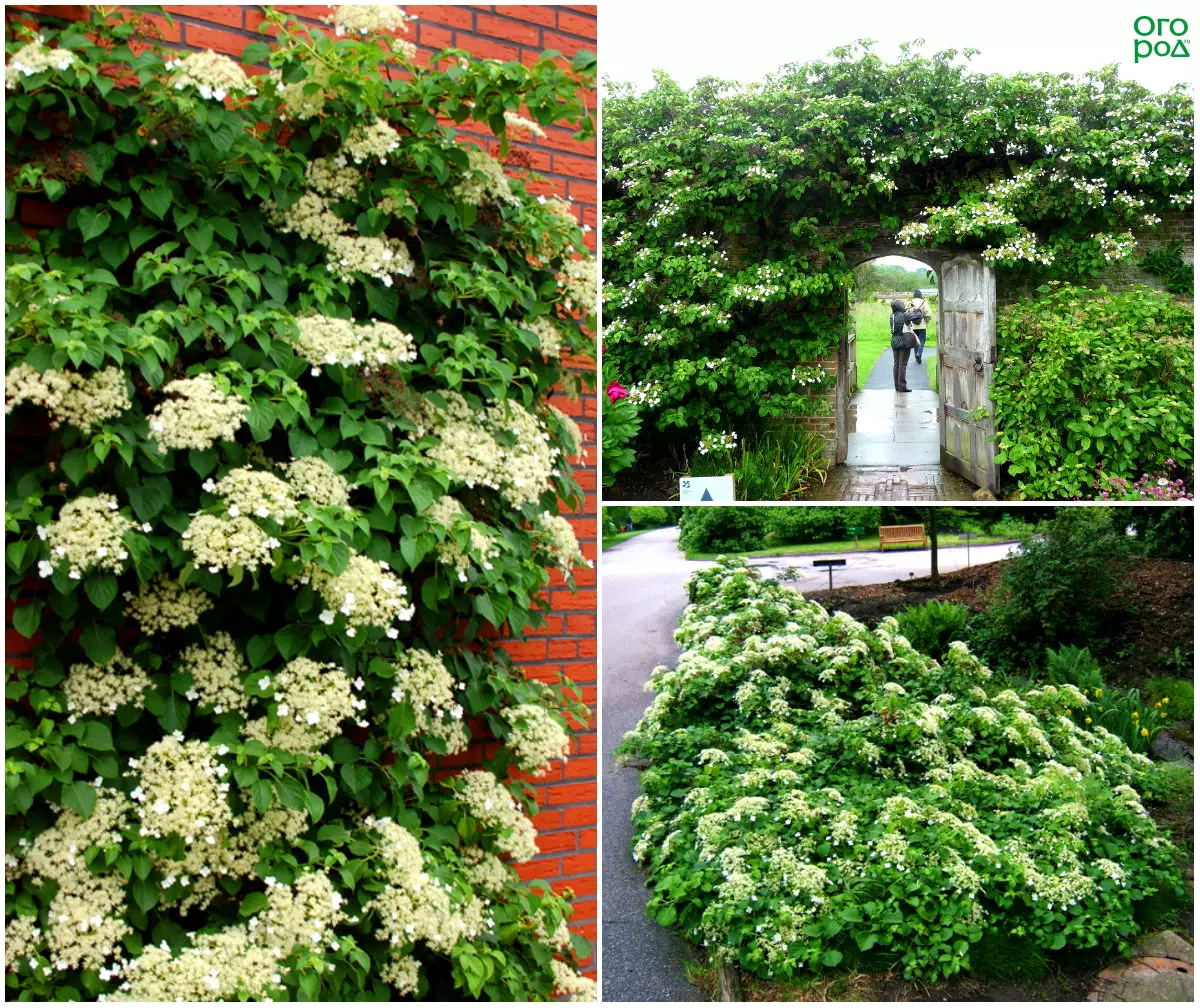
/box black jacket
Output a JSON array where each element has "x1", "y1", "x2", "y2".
[{"x1": 890, "y1": 309, "x2": 924, "y2": 349}]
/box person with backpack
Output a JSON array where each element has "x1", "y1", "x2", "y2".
[
  {"x1": 889, "y1": 298, "x2": 924, "y2": 392},
  {"x1": 907, "y1": 289, "x2": 933, "y2": 363}
]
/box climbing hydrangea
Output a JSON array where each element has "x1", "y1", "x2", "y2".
[
  {"x1": 41, "y1": 495, "x2": 134, "y2": 579},
  {"x1": 147, "y1": 376, "x2": 248, "y2": 452},
  {"x1": 619, "y1": 558, "x2": 1186, "y2": 982}
]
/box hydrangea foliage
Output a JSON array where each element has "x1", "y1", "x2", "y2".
[
  {"x1": 5, "y1": 6, "x2": 596, "y2": 1001},
  {"x1": 603, "y1": 44, "x2": 1193, "y2": 453},
  {"x1": 619, "y1": 559, "x2": 1186, "y2": 982}
]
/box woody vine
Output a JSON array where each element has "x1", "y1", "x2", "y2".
[
  {"x1": 5, "y1": 5, "x2": 596, "y2": 1002},
  {"x1": 603, "y1": 43, "x2": 1193, "y2": 486}
]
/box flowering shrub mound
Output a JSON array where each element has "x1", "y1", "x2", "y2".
[
  {"x1": 603, "y1": 44, "x2": 1192, "y2": 457},
  {"x1": 991, "y1": 283, "x2": 1193, "y2": 499},
  {"x1": 619, "y1": 559, "x2": 1185, "y2": 982},
  {"x1": 5, "y1": 7, "x2": 595, "y2": 1002}
]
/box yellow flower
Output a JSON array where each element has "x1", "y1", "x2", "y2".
[
  {"x1": 1065, "y1": 709, "x2": 1072, "y2": 716},
  {"x1": 1093, "y1": 688, "x2": 1103, "y2": 698},
  {"x1": 1085, "y1": 717, "x2": 1093, "y2": 724},
  {"x1": 1131, "y1": 711, "x2": 1139, "y2": 719},
  {"x1": 1163, "y1": 697, "x2": 1170, "y2": 704},
  {"x1": 1140, "y1": 728, "x2": 1149, "y2": 737},
  {"x1": 1160, "y1": 713, "x2": 1167, "y2": 718},
  {"x1": 1098, "y1": 706, "x2": 1104, "y2": 712}
]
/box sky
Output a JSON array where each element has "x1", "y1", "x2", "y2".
[{"x1": 599, "y1": 0, "x2": 1196, "y2": 95}]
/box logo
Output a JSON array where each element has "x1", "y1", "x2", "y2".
[{"x1": 1133, "y1": 17, "x2": 1190, "y2": 62}]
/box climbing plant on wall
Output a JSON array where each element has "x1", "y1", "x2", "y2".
[
  {"x1": 5, "y1": 5, "x2": 596, "y2": 1001},
  {"x1": 603, "y1": 43, "x2": 1193, "y2": 457}
]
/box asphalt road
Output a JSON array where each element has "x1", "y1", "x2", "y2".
[{"x1": 599, "y1": 527, "x2": 1019, "y2": 1000}]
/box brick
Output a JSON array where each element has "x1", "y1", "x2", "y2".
[
  {"x1": 552, "y1": 153, "x2": 597, "y2": 180},
  {"x1": 560, "y1": 661, "x2": 595, "y2": 684},
  {"x1": 514, "y1": 858, "x2": 559, "y2": 882},
  {"x1": 410, "y1": 4, "x2": 474, "y2": 30},
  {"x1": 577, "y1": 828, "x2": 597, "y2": 850},
  {"x1": 547, "y1": 781, "x2": 595, "y2": 806},
  {"x1": 571, "y1": 897, "x2": 597, "y2": 922},
  {"x1": 142, "y1": 13, "x2": 182, "y2": 42},
  {"x1": 502, "y1": 640, "x2": 548, "y2": 661},
  {"x1": 551, "y1": 873, "x2": 595, "y2": 898},
  {"x1": 547, "y1": 640, "x2": 578, "y2": 659},
  {"x1": 182, "y1": 22, "x2": 252, "y2": 56},
  {"x1": 540, "y1": 29, "x2": 588, "y2": 56},
  {"x1": 564, "y1": 756, "x2": 596, "y2": 780},
  {"x1": 532, "y1": 807, "x2": 563, "y2": 830},
  {"x1": 562, "y1": 804, "x2": 596, "y2": 827},
  {"x1": 535, "y1": 829, "x2": 578, "y2": 854},
  {"x1": 459, "y1": 35, "x2": 519, "y2": 62},
  {"x1": 417, "y1": 21, "x2": 452, "y2": 49},
  {"x1": 565, "y1": 615, "x2": 595, "y2": 635},
  {"x1": 502, "y1": 5, "x2": 558, "y2": 28},
  {"x1": 20, "y1": 201, "x2": 69, "y2": 228},
  {"x1": 476, "y1": 12, "x2": 540, "y2": 47},
  {"x1": 272, "y1": 5, "x2": 330, "y2": 20},
  {"x1": 165, "y1": 5, "x2": 243, "y2": 28},
  {"x1": 556, "y1": 10, "x2": 595, "y2": 37}
]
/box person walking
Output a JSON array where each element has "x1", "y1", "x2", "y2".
[
  {"x1": 907, "y1": 289, "x2": 933, "y2": 363},
  {"x1": 890, "y1": 298, "x2": 923, "y2": 392}
]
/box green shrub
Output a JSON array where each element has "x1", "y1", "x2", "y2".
[
  {"x1": 1128, "y1": 507, "x2": 1194, "y2": 559},
  {"x1": 974, "y1": 510, "x2": 1132, "y2": 669},
  {"x1": 894, "y1": 600, "x2": 970, "y2": 658},
  {"x1": 4, "y1": 9, "x2": 595, "y2": 1002},
  {"x1": 970, "y1": 931, "x2": 1048, "y2": 983},
  {"x1": 619, "y1": 558, "x2": 1184, "y2": 984},
  {"x1": 678, "y1": 508, "x2": 775, "y2": 554},
  {"x1": 769, "y1": 506, "x2": 881, "y2": 546},
  {"x1": 1044, "y1": 645, "x2": 1105, "y2": 692},
  {"x1": 989, "y1": 516, "x2": 1038, "y2": 541},
  {"x1": 1144, "y1": 675, "x2": 1193, "y2": 717},
  {"x1": 1086, "y1": 687, "x2": 1166, "y2": 755},
  {"x1": 992, "y1": 283, "x2": 1193, "y2": 499},
  {"x1": 602, "y1": 389, "x2": 642, "y2": 488},
  {"x1": 630, "y1": 506, "x2": 672, "y2": 528}
]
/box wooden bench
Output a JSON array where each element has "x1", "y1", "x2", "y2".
[{"x1": 878, "y1": 524, "x2": 928, "y2": 551}]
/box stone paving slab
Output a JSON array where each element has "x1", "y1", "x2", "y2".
[{"x1": 808, "y1": 464, "x2": 978, "y2": 501}]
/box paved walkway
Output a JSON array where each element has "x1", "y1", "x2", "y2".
[
  {"x1": 809, "y1": 348, "x2": 980, "y2": 501},
  {"x1": 602, "y1": 527, "x2": 709, "y2": 1001},
  {"x1": 600, "y1": 528, "x2": 1019, "y2": 1000}
]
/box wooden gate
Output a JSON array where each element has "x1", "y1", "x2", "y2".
[{"x1": 937, "y1": 256, "x2": 999, "y2": 492}]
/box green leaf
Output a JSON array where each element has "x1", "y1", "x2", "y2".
[
  {"x1": 61, "y1": 779, "x2": 97, "y2": 818},
  {"x1": 274, "y1": 776, "x2": 306, "y2": 811},
  {"x1": 250, "y1": 778, "x2": 273, "y2": 813},
  {"x1": 84, "y1": 573, "x2": 119, "y2": 611},
  {"x1": 274, "y1": 625, "x2": 309, "y2": 661},
  {"x1": 80, "y1": 625, "x2": 118, "y2": 665},
  {"x1": 303, "y1": 790, "x2": 325, "y2": 822},
  {"x1": 140, "y1": 185, "x2": 172, "y2": 220},
  {"x1": 247, "y1": 635, "x2": 276, "y2": 668},
  {"x1": 12, "y1": 603, "x2": 41, "y2": 638},
  {"x1": 77, "y1": 208, "x2": 111, "y2": 242},
  {"x1": 821, "y1": 949, "x2": 843, "y2": 967},
  {"x1": 340, "y1": 763, "x2": 372, "y2": 797},
  {"x1": 99, "y1": 236, "x2": 129, "y2": 269},
  {"x1": 131, "y1": 875, "x2": 158, "y2": 912},
  {"x1": 240, "y1": 891, "x2": 270, "y2": 916},
  {"x1": 80, "y1": 721, "x2": 114, "y2": 751},
  {"x1": 241, "y1": 40, "x2": 272, "y2": 65},
  {"x1": 655, "y1": 905, "x2": 677, "y2": 926},
  {"x1": 42, "y1": 178, "x2": 66, "y2": 202}
]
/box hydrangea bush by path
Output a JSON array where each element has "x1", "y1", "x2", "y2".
[
  {"x1": 618, "y1": 558, "x2": 1186, "y2": 983},
  {"x1": 4, "y1": 6, "x2": 596, "y2": 1002},
  {"x1": 603, "y1": 43, "x2": 1193, "y2": 461}
]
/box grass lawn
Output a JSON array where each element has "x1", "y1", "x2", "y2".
[
  {"x1": 854, "y1": 299, "x2": 937, "y2": 392},
  {"x1": 684, "y1": 532, "x2": 1017, "y2": 561},
  {"x1": 603, "y1": 528, "x2": 655, "y2": 551}
]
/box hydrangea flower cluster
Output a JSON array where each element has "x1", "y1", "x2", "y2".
[
  {"x1": 282, "y1": 455, "x2": 352, "y2": 507},
  {"x1": 210, "y1": 467, "x2": 299, "y2": 521},
  {"x1": 63, "y1": 651, "x2": 151, "y2": 716},
  {"x1": 292, "y1": 314, "x2": 418, "y2": 371},
  {"x1": 424, "y1": 496, "x2": 501, "y2": 580},
  {"x1": 131, "y1": 737, "x2": 233, "y2": 842},
  {"x1": 243, "y1": 657, "x2": 359, "y2": 756},
  {"x1": 6, "y1": 364, "x2": 130, "y2": 430},
  {"x1": 453, "y1": 147, "x2": 519, "y2": 206},
  {"x1": 182, "y1": 514, "x2": 278, "y2": 574},
  {"x1": 326, "y1": 5, "x2": 412, "y2": 37},
  {"x1": 698, "y1": 430, "x2": 738, "y2": 455},
  {"x1": 147, "y1": 375, "x2": 248, "y2": 452},
  {"x1": 532, "y1": 512, "x2": 588, "y2": 573},
  {"x1": 457, "y1": 770, "x2": 539, "y2": 863},
  {"x1": 502, "y1": 704, "x2": 571, "y2": 774},
  {"x1": 165, "y1": 50, "x2": 254, "y2": 102},
  {"x1": 4, "y1": 37, "x2": 74, "y2": 89},
  {"x1": 407, "y1": 391, "x2": 560, "y2": 508},
  {"x1": 389, "y1": 648, "x2": 468, "y2": 752},
  {"x1": 123, "y1": 575, "x2": 213, "y2": 634},
  {"x1": 620, "y1": 558, "x2": 1185, "y2": 981},
  {"x1": 304, "y1": 553, "x2": 415, "y2": 633},
  {"x1": 41, "y1": 494, "x2": 134, "y2": 579},
  {"x1": 178, "y1": 632, "x2": 250, "y2": 714}
]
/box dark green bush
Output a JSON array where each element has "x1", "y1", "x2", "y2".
[
  {"x1": 769, "y1": 506, "x2": 880, "y2": 545},
  {"x1": 630, "y1": 506, "x2": 672, "y2": 528},
  {"x1": 973, "y1": 510, "x2": 1132, "y2": 669},
  {"x1": 992, "y1": 283, "x2": 1193, "y2": 499},
  {"x1": 893, "y1": 600, "x2": 970, "y2": 658},
  {"x1": 677, "y1": 507, "x2": 774, "y2": 553}
]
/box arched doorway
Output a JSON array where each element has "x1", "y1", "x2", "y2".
[{"x1": 824, "y1": 246, "x2": 1000, "y2": 499}]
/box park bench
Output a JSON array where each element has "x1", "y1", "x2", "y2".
[{"x1": 878, "y1": 524, "x2": 928, "y2": 551}]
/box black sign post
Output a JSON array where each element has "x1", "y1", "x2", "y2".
[{"x1": 812, "y1": 557, "x2": 847, "y2": 590}]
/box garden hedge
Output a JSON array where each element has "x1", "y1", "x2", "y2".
[{"x1": 5, "y1": 6, "x2": 596, "y2": 1001}]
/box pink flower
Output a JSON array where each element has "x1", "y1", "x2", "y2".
[{"x1": 606, "y1": 381, "x2": 629, "y2": 403}]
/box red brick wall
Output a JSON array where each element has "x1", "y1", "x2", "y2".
[{"x1": 5, "y1": 2, "x2": 598, "y2": 976}]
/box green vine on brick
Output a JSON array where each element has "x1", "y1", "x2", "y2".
[
  {"x1": 4, "y1": 5, "x2": 596, "y2": 1001},
  {"x1": 1137, "y1": 241, "x2": 1194, "y2": 296}
]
